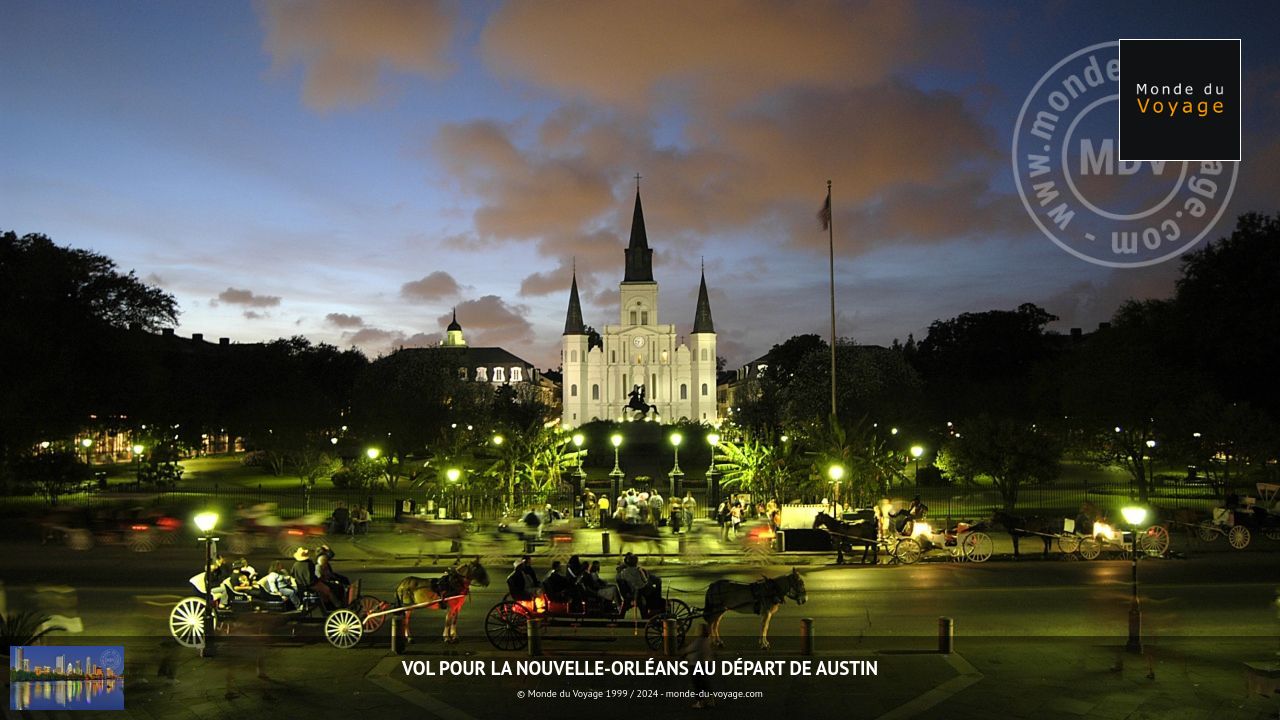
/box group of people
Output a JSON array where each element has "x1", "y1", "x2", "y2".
[
  {"x1": 601, "y1": 488, "x2": 698, "y2": 532},
  {"x1": 194, "y1": 544, "x2": 351, "y2": 613},
  {"x1": 327, "y1": 502, "x2": 372, "y2": 536},
  {"x1": 506, "y1": 552, "x2": 662, "y2": 614}
]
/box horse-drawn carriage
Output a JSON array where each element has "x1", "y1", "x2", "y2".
[
  {"x1": 992, "y1": 509, "x2": 1171, "y2": 560},
  {"x1": 168, "y1": 579, "x2": 384, "y2": 650},
  {"x1": 1166, "y1": 484, "x2": 1280, "y2": 550},
  {"x1": 812, "y1": 509, "x2": 993, "y2": 564},
  {"x1": 484, "y1": 580, "x2": 695, "y2": 652}
]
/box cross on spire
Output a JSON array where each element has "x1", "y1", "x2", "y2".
[{"x1": 634, "y1": 173, "x2": 642, "y2": 191}]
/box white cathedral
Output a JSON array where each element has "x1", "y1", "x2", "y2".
[{"x1": 560, "y1": 190, "x2": 719, "y2": 428}]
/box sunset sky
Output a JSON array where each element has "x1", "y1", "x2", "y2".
[{"x1": 4, "y1": 1, "x2": 1277, "y2": 368}]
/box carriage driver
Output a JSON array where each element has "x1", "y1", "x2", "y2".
[
  {"x1": 506, "y1": 555, "x2": 541, "y2": 601},
  {"x1": 617, "y1": 553, "x2": 661, "y2": 613}
]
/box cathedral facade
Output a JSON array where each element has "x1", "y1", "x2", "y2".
[{"x1": 561, "y1": 191, "x2": 718, "y2": 428}]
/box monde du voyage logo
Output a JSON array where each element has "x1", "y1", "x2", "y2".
[{"x1": 1013, "y1": 40, "x2": 1240, "y2": 268}]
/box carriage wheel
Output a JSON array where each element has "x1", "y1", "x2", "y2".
[
  {"x1": 354, "y1": 595, "x2": 387, "y2": 633},
  {"x1": 1139, "y1": 525, "x2": 1170, "y2": 557},
  {"x1": 226, "y1": 532, "x2": 253, "y2": 556},
  {"x1": 644, "y1": 612, "x2": 687, "y2": 652},
  {"x1": 894, "y1": 538, "x2": 922, "y2": 565},
  {"x1": 1228, "y1": 525, "x2": 1251, "y2": 550},
  {"x1": 128, "y1": 530, "x2": 156, "y2": 553},
  {"x1": 1265, "y1": 527, "x2": 1280, "y2": 542},
  {"x1": 324, "y1": 608, "x2": 364, "y2": 648},
  {"x1": 963, "y1": 532, "x2": 994, "y2": 563},
  {"x1": 485, "y1": 602, "x2": 528, "y2": 651},
  {"x1": 169, "y1": 597, "x2": 208, "y2": 648},
  {"x1": 1196, "y1": 524, "x2": 1218, "y2": 542},
  {"x1": 1078, "y1": 537, "x2": 1101, "y2": 560},
  {"x1": 1056, "y1": 534, "x2": 1080, "y2": 555},
  {"x1": 665, "y1": 598, "x2": 695, "y2": 627}
]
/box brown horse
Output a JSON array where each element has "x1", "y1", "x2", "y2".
[
  {"x1": 703, "y1": 568, "x2": 806, "y2": 650},
  {"x1": 394, "y1": 559, "x2": 489, "y2": 644}
]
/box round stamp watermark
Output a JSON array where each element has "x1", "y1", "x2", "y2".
[{"x1": 1012, "y1": 41, "x2": 1238, "y2": 268}]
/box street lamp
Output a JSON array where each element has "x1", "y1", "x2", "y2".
[
  {"x1": 193, "y1": 511, "x2": 219, "y2": 658},
  {"x1": 446, "y1": 468, "x2": 461, "y2": 519},
  {"x1": 80, "y1": 438, "x2": 93, "y2": 466},
  {"x1": 827, "y1": 464, "x2": 845, "y2": 514},
  {"x1": 669, "y1": 432, "x2": 684, "y2": 497},
  {"x1": 1121, "y1": 505, "x2": 1147, "y2": 654},
  {"x1": 571, "y1": 433, "x2": 586, "y2": 499},
  {"x1": 609, "y1": 433, "x2": 624, "y2": 500},
  {"x1": 365, "y1": 447, "x2": 380, "y2": 460},
  {"x1": 707, "y1": 434, "x2": 721, "y2": 507},
  {"x1": 910, "y1": 445, "x2": 924, "y2": 494},
  {"x1": 493, "y1": 434, "x2": 504, "y2": 446},
  {"x1": 132, "y1": 444, "x2": 145, "y2": 487}
]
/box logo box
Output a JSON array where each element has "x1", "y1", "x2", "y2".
[
  {"x1": 9, "y1": 645, "x2": 125, "y2": 711},
  {"x1": 1119, "y1": 39, "x2": 1241, "y2": 161}
]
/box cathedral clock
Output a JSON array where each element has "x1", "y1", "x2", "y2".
[{"x1": 631, "y1": 336, "x2": 645, "y2": 348}]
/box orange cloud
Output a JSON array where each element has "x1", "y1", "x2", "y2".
[
  {"x1": 259, "y1": 0, "x2": 456, "y2": 110},
  {"x1": 400, "y1": 270, "x2": 462, "y2": 301}
]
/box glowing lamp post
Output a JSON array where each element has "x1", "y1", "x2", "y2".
[
  {"x1": 910, "y1": 445, "x2": 924, "y2": 493},
  {"x1": 193, "y1": 511, "x2": 219, "y2": 657},
  {"x1": 131, "y1": 444, "x2": 145, "y2": 487},
  {"x1": 1121, "y1": 505, "x2": 1147, "y2": 653},
  {"x1": 365, "y1": 447, "x2": 380, "y2": 460},
  {"x1": 669, "y1": 432, "x2": 684, "y2": 497},
  {"x1": 828, "y1": 464, "x2": 845, "y2": 514},
  {"x1": 1144, "y1": 439, "x2": 1156, "y2": 490},
  {"x1": 80, "y1": 438, "x2": 93, "y2": 466},
  {"x1": 493, "y1": 434, "x2": 504, "y2": 446},
  {"x1": 609, "y1": 434, "x2": 624, "y2": 500},
  {"x1": 572, "y1": 433, "x2": 586, "y2": 499},
  {"x1": 446, "y1": 468, "x2": 461, "y2": 518}
]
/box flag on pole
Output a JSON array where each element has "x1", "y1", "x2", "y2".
[{"x1": 818, "y1": 194, "x2": 832, "y2": 230}]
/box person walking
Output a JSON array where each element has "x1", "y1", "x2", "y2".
[
  {"x1": 668, "y1": 495, "x2": 683, "y2": 534},
  {"x1": 598, "y1": 494, "x2": 610, "y2": 527},
  {"x1": 649, "y1": 490, "x2": 665, "y2": 527},
  {"x1": 682, "y1": 491, "x2": 698, "y2": 530}
]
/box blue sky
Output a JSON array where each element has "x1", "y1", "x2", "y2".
[{"x1": 3, "y1": 1, "x2": 1277, "y2": 368}]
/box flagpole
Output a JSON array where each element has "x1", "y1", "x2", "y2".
[{"x1": 827, "y1": 179, "x2": 837, "y2": 425}]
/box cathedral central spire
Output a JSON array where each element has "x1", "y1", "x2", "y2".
[{"x1": 623, "y1": 190, "x2": 654, "y2": 282}]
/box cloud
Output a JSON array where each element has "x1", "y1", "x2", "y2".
[
  {"x1": 217, "y1": 287, "x2": 282, "y2": 307},
  {"x1": 400, "y1": 270, "x2": 462, "y2": 301},
  {"x1": 258, "y1": 0, "x2": 456, "y2": 110},
  {"x1": 481, "y1": 0, "x2": 950, "y2": 111},
  {"x1": 325, "y1": 312, "x2": 364, "y2": 328},
  {"x1": 243, "y1": 310, "x2": 267, "y2": 320},
  {"x1": 341, "y1": 327, "x2": 442, "y2": 356},
  {"x1": 442, "y1": 295, "x2": 533, "y2": 347}
]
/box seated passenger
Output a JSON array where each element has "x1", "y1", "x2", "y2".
[
  {"x1": 542, "y1": 561, "x2": 572, "y2": 602},
  {"x1": 257, "y1": 561, "x2": 301, "y2": 609},
  {"x1": 585, "y1": 560, "x2": 621, "y2": 608}
]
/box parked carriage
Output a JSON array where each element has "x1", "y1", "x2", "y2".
[{"x1": 1167, "y1": 484, "x2": 1280, "y2": 550}]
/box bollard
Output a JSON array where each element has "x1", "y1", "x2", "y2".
[
  {"x1": 524, "y1": 539, "x2": 535, "y2": 555},
  {"x1": 527, "y1": 618, "x2": 543, "y2": 657},
  {"x1": 390, "y1": 614, "x2": 406, "y2": 655},
  {"x1": 602, "y1": 531, "x2": 611, "y2": 555},
  {"x1": 678, "y1": 534, "x2": 687, "y2": 556},
  {"x1": 776, "y1": 530, "x2": 786, "y2": 553},
  {"x1": 937, "y1": 616, "x2": 954, "y2": 654},
  {"x1": 662, "y1": 618, "x2": 679, "y2": 657},
  {"x1": 800, "y1": 617, "x2": 814, "y2": 656}
]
